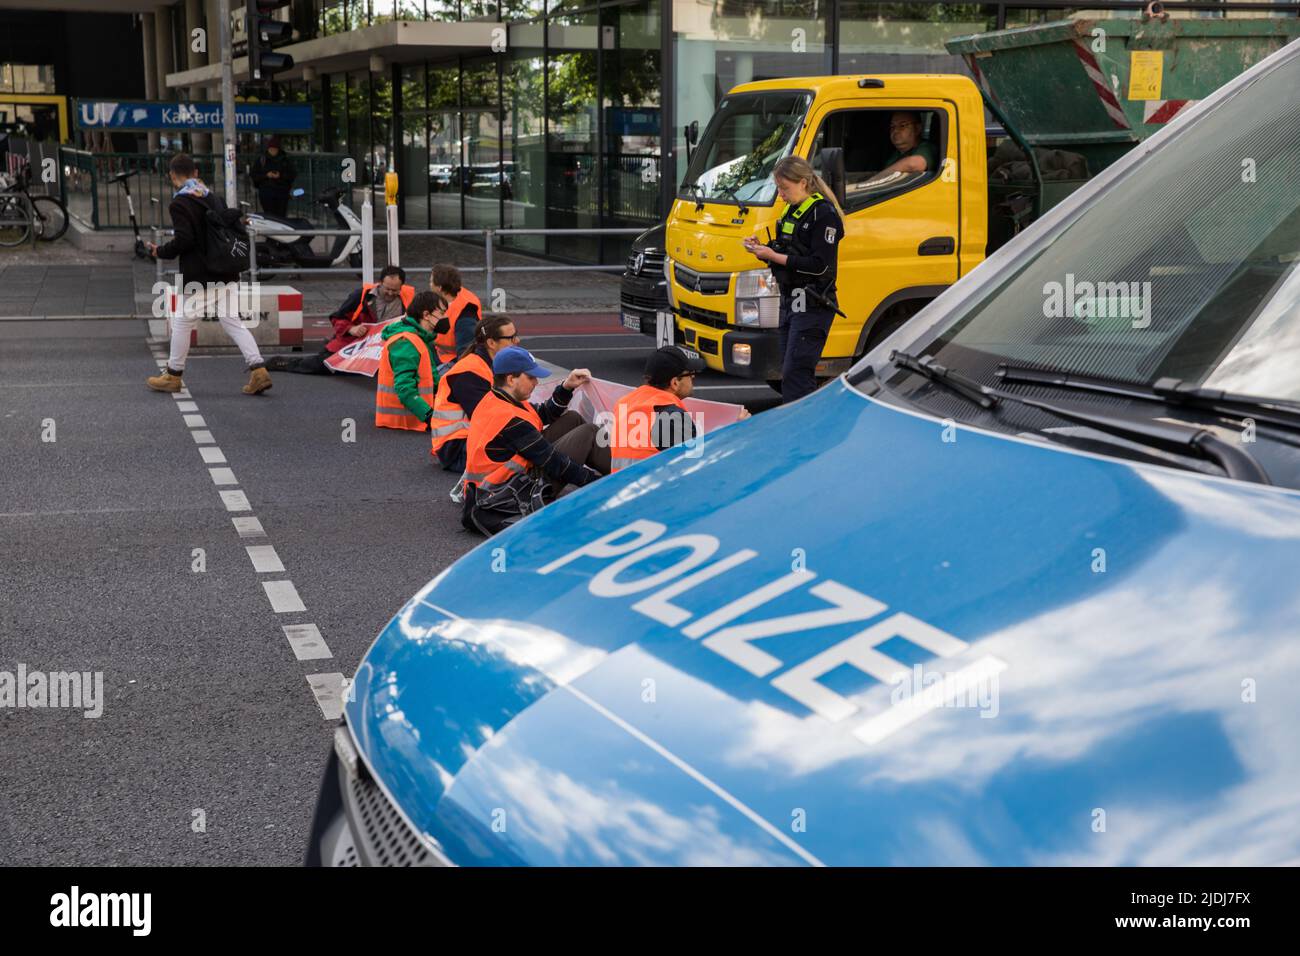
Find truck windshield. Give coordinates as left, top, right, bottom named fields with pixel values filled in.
left=680, top=91, right=811, bottom=206
left=870, top=48, right=1300, bottom=405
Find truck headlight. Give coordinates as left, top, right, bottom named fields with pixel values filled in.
left=664, top=256, right=676, bottom=307
left=734, top=267, right=778, bottom=299
left=735, top=268, right=781, bottom=328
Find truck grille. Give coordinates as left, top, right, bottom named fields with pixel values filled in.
left=673, top=263, right=731, bottom=295
left=678, top=302, right=728, bottom=327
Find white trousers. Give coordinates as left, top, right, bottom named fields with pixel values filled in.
left=168, top=285, right=264, bottom=371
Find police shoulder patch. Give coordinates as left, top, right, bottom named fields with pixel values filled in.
left=825, top=226, right=837, bottom=244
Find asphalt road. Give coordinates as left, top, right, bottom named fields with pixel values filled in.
left=0, top=314, right=779, bottom=865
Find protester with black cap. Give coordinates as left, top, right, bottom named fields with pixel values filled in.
left=250, top=135, right=297, bottom=217
left=462, top=346, right=611, bottom=535
left=610, top=345, right=749, bottom=471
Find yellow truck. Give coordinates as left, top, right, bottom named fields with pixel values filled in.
left=667, top=73, right=993, bottom=384
left=662, top=15, right=1300, bottom=385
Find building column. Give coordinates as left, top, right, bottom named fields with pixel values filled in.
left=155, top=3, right=175, bottom=104
left=142, top=13, right=160, bottom=153
left=205, top=0, right=223, bottom=157
left=186, top=0, right=211, bottom=152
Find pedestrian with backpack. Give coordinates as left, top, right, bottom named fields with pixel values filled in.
left=146, top=153, right=272, bottom=396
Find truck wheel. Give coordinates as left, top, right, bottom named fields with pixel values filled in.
left=861, top=299, right=932, bottom=355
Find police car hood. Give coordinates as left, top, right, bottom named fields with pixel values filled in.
left=345, top=380, right=1300, bottom=866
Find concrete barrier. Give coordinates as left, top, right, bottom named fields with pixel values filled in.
left=160, top=284, right=303, bottom=347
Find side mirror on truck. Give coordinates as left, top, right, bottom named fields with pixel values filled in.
left=818, top=147, right=847, bottom=209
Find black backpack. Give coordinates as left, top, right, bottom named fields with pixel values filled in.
left=198, top=193, right=250, bottom=275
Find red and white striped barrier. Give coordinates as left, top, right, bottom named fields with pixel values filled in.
left=160, top=284, right=303, bottom=347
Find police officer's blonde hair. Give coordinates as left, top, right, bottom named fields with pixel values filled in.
left=773, top=155, right=844, bottom=218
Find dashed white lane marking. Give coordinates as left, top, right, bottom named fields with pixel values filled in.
left=219, top=489, right=251, bottom=512
left=231, top=516, right=265, bottom=538
left=175, top=401, right=199, bottom=412
left=191, top=430, right=215, bottom=444
left=262, top=580, right=306, bottom=613
left=173, top=389, right=192, bottom=399
left=306, top=673, right=348, bottom=720
left=246, top=544, right=285, bottom=573
left=284, top=624, right=333, bottom=661
left=183, top=414, right=206, bottom=428
left=199, top=446, right=227, bottom=464
left=208, top=467, right=238, bottom=485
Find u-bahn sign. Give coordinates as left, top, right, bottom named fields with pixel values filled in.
left=74, top=100, right=313, bottom=133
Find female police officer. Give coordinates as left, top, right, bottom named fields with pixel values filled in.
left=742, top=155, right=845, bottom=404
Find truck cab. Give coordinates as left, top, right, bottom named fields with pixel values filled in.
left=667, top=75, right=989, bottom=383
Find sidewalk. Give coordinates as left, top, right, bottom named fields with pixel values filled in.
left=1, top=234, right=625, bottom=319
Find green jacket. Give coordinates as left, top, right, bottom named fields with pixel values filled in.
left=381, top=316, right=441, bottom=422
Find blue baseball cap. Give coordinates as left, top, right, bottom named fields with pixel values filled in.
left=493, top=345, right=551, bottom=378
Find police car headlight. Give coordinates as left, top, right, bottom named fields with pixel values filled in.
left=734, top=267, right=778, bottom=299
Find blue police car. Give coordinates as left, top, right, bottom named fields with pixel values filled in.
left=308, top=40, right=1300, bottom=866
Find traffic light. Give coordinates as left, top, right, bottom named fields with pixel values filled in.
left=246, top=0, right=294, bottom=81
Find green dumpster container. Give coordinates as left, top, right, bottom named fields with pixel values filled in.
left=947, top=15, right=1300, bottom=173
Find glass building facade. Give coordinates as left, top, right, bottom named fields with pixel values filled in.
left=221, top=2, right=1300, bottom=263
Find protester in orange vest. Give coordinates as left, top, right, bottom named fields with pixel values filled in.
left=461, top=346, right=609, bottom=535
left=429, top=315, right=520, bottom=474
left=611, top=345, right=725, bottom=472
left=374, top=291, right=448, bottom=431
left=267, top=264, right=414, bottom=374
left=430, top=263, right=482, bottom=365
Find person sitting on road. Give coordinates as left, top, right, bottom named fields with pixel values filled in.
left=611, top=345, right=738, bottom=472
left=430, top=263, right=483, bottom=365
left=879, top=111, right=936, bottom=176
left=462, top=347, right=610, bottom=536
left=374, top=290, right=448, bottom=431
left=429, top=315, right=520, bottom=474
left=267, top=264, right=415, bottom=375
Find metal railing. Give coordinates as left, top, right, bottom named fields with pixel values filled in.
left=59, top=149, right=353, bottom=230
left=245, top=223, right=645, bottom=295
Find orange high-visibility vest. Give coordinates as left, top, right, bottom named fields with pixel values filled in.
left=351, top=282, right=416, bottom=324
left=375, top=330, right=435, bottom=431
left=435, top=287, right=482, bottom=363
left=611, top=384, right=687, bottom=472
left=429, top=350, right=492, bottom=456
left=464, top=390, right=542, bottom=489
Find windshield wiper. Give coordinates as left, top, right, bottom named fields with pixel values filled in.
left=890, top=351, right=1002, bottom=409
left=889, top=351, right=1270, bottom=484
left=683, top=182, right=705, bottom=212
left=716, top=182, right=749, bottom=216
left=997, top=363, right=1300, bottom=433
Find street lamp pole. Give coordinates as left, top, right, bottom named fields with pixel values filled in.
left=217, top=0, right=238, bottom=207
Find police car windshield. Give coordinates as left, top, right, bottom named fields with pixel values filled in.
left=680, top=92, right=811, bottom=206
left=867, top=46, right=1300, bottom=405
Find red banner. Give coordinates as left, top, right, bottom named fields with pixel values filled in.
left=323, top=320, right=399, bottom=377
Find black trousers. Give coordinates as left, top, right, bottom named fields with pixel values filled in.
left=273, top=347, right=331, bottom=374
left=777, top=300, right=834, bottom=404
left=259, top=187, right=290, bottom=217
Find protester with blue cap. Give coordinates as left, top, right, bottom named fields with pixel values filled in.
left=461, top=346, right=610, bottom=535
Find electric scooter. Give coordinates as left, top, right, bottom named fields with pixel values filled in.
left=243, top=186, right=363, bottom=269
left=110, top=168, right=149, bottom=259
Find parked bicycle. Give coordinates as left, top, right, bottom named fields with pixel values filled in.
left=0, top=164, right=69, bottom=243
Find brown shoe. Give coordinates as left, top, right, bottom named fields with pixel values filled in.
left=242, top=366, right=273, bottom=395
left=147, top=369, right=183, bottom=392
